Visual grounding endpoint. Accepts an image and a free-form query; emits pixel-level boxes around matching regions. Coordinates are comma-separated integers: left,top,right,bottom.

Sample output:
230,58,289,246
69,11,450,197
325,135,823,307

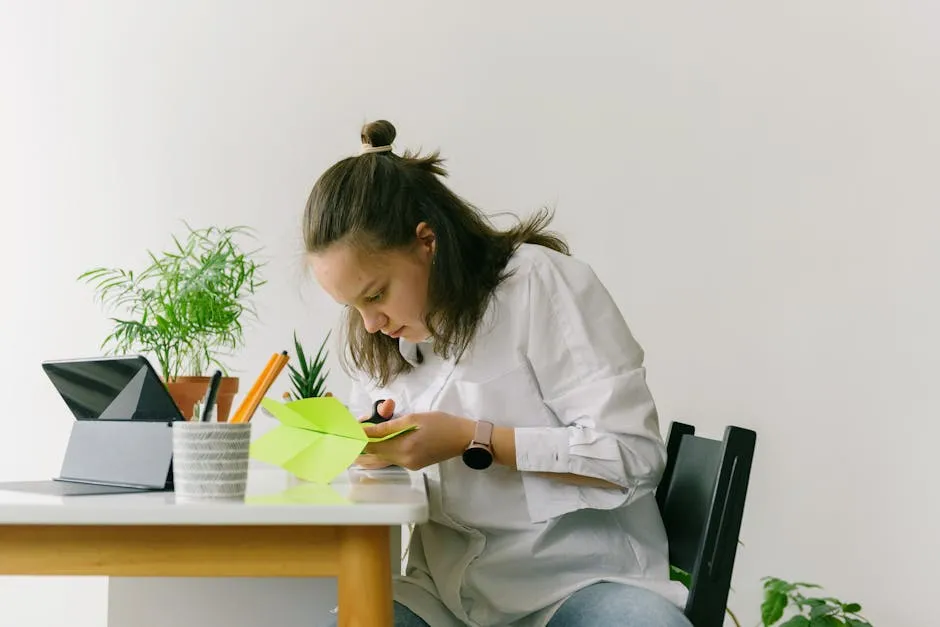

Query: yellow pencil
229,352,281,423
230,351,289,424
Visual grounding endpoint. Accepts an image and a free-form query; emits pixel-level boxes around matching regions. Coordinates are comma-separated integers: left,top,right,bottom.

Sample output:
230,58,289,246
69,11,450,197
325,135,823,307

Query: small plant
761,577,872,627
285,330,331,400
79,223,265,381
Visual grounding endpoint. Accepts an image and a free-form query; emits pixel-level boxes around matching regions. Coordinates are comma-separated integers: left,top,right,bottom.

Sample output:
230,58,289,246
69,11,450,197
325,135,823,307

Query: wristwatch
462,420,494,470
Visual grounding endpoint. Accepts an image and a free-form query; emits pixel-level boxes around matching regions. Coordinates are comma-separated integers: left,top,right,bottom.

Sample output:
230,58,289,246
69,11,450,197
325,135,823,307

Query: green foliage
670,568,873,627
287,330,330,400
79,224,265,381
761,578,872,627
670,564,692,589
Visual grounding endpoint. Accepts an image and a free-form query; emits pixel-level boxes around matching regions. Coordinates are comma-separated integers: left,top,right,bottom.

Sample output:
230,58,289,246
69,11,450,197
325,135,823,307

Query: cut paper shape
249,396,416,483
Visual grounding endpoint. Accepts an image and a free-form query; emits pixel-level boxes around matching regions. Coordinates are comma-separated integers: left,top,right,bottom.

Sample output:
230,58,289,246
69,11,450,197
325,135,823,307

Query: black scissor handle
364,398,390,424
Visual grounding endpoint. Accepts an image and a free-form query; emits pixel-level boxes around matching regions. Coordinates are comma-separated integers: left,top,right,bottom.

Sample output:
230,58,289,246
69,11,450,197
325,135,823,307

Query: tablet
41,355,185,421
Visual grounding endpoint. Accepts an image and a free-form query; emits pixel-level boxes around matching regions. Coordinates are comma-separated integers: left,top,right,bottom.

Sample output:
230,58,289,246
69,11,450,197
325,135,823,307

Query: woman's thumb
378,398,396,419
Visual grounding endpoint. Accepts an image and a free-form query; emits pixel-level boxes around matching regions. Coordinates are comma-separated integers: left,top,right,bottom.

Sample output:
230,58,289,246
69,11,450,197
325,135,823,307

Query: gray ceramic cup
172,422,251,500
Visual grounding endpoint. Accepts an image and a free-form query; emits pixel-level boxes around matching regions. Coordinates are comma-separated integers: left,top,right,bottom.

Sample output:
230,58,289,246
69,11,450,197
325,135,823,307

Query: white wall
1,1,936,625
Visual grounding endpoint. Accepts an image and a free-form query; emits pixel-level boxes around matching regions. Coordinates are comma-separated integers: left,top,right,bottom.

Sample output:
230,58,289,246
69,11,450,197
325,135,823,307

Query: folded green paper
249,396,416,483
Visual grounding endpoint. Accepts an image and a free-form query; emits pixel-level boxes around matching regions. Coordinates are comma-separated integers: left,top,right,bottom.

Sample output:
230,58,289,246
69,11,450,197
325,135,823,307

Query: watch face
462,445,493,470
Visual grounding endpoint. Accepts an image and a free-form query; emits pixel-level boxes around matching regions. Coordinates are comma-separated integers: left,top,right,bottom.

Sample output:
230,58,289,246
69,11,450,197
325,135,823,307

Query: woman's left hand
362,411,475,470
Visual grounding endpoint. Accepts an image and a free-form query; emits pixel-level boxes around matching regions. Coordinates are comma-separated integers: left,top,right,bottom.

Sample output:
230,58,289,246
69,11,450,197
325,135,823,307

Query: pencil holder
171,422,252,500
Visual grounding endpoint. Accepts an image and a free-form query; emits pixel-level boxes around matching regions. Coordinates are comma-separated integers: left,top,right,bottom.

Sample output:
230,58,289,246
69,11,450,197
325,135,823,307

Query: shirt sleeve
513,251,667,509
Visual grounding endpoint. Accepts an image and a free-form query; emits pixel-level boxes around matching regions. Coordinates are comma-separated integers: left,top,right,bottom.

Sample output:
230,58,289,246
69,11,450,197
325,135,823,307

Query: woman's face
311,224,436,344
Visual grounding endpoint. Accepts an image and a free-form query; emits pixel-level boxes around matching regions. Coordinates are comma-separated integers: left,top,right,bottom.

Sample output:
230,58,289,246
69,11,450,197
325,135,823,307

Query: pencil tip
281,350,288,355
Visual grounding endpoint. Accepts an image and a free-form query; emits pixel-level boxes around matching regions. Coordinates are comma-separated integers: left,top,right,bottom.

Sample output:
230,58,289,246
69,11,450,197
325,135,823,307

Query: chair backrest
656,421,757,627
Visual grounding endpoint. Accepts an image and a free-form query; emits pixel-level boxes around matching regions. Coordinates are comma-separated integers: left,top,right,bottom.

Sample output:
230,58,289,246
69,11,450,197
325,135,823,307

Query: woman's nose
361,310,388,334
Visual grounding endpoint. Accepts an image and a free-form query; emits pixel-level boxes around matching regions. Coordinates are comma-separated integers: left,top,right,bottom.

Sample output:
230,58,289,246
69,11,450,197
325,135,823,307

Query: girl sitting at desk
307,120,690,627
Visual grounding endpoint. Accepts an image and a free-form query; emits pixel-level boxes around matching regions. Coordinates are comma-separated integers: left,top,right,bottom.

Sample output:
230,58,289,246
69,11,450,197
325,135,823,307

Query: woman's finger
357,398,397,422
378,399,396,417
354,454,391,469
362,417,406,440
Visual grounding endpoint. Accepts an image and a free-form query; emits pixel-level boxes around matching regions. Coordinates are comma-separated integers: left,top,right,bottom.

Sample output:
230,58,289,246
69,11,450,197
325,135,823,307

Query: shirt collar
399,337,422,366
399,336,435,366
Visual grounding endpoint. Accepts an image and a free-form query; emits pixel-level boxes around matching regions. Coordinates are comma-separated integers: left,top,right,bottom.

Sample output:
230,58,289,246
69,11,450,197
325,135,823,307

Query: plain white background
1,1,937,625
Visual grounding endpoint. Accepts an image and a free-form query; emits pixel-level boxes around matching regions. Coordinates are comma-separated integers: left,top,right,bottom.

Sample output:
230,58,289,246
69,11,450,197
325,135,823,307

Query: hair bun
360,119,397,148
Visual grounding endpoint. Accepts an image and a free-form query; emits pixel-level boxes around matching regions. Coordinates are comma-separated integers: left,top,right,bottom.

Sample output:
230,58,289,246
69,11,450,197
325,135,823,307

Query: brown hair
304,119,569,386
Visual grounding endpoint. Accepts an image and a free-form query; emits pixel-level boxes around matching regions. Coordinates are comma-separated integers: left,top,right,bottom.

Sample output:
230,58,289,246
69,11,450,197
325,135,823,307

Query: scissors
364,399,392,424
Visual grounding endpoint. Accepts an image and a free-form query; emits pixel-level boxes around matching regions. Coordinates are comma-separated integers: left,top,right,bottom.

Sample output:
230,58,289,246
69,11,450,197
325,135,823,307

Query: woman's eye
365,290,384,303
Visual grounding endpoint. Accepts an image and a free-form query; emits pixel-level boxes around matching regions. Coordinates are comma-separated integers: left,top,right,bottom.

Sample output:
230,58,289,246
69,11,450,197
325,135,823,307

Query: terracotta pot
165,376,240,421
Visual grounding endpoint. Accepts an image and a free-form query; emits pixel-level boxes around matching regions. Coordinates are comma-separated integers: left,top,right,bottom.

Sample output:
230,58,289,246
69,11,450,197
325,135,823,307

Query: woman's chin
400,328,429,343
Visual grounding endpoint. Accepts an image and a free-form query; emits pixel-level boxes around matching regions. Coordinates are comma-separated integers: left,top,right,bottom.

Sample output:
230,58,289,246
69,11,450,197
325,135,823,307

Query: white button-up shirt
348,244,688,627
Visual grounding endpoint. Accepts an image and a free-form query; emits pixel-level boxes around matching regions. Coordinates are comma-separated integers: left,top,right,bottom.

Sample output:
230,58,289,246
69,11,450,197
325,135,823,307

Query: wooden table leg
338,525,393,627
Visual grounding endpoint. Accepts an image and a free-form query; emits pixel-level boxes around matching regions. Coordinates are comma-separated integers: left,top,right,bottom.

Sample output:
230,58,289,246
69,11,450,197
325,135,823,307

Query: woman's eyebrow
353,279,381,301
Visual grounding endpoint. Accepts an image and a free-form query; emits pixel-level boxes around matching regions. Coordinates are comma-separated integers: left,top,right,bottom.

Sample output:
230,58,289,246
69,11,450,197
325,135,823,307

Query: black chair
655,421,757,627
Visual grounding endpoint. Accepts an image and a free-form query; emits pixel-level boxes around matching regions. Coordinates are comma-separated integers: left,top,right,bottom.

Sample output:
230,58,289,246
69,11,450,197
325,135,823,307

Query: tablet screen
41,355,185,421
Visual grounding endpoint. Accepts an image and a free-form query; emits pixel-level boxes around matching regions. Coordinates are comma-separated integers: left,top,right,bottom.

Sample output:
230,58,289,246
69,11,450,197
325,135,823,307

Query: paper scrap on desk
249,396,416,483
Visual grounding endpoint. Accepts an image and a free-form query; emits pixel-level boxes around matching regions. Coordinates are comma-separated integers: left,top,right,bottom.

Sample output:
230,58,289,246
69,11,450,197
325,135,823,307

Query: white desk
0,468,427,627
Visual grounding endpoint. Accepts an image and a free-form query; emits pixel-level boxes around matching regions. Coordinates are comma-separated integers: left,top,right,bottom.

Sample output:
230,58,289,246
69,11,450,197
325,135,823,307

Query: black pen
200,370,223,422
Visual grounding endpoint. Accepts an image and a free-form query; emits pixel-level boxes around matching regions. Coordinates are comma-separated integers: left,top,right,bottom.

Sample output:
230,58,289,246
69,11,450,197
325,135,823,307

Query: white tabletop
0,467,428,526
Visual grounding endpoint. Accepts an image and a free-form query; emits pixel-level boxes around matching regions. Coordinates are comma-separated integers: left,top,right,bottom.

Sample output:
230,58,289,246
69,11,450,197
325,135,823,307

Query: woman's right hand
354,399,396,469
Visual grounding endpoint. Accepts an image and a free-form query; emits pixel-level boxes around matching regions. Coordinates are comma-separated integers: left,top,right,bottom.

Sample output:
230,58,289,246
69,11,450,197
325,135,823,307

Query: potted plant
79,223,266,420
760,577,873,627
282,330,331,401
669,568,874,627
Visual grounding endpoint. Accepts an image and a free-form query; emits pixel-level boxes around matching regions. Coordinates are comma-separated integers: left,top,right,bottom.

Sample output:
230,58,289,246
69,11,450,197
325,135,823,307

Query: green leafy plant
285,330,331,400
79,223,265,381
670,568,873,627
761,578,872,627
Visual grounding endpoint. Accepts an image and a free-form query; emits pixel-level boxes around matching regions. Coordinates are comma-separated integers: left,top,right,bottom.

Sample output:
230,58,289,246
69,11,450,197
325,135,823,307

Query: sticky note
249,396,416,483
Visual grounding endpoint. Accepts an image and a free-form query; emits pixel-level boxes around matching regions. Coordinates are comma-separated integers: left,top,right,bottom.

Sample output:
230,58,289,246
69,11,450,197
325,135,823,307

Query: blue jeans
327,582,691,626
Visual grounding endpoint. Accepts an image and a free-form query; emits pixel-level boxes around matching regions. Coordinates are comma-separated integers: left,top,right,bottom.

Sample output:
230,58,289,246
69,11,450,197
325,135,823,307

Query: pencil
230,351,290,424
242,351,289,423
229,352,280,423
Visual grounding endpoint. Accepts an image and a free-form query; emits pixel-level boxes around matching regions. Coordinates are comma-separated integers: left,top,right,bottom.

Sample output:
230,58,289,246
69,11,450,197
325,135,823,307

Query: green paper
250,425,320,466
249,396,416,483
266,396,365,440
284,435,364,485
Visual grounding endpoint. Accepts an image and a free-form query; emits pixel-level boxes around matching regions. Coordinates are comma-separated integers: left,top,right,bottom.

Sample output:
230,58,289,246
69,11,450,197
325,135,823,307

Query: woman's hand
353,399,396,470
362,411,475,471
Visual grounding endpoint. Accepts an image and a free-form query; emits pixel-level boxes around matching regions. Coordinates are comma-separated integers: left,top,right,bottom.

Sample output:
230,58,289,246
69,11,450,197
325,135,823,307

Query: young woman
309,120,690,627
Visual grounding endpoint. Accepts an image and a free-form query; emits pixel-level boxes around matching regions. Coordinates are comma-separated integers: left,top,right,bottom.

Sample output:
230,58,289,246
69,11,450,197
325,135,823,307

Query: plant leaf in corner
779,617,811,627
761,590,787,625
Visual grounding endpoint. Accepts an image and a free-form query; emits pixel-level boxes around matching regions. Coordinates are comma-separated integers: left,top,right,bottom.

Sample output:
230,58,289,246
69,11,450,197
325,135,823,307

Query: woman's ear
415,222,436,258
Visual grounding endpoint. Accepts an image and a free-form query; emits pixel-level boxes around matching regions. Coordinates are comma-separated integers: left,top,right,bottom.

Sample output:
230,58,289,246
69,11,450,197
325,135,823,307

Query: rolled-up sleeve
513,250,666,509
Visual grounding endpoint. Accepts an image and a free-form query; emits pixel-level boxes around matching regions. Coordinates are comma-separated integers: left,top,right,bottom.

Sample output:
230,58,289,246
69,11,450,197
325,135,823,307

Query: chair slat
656,422,756,627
